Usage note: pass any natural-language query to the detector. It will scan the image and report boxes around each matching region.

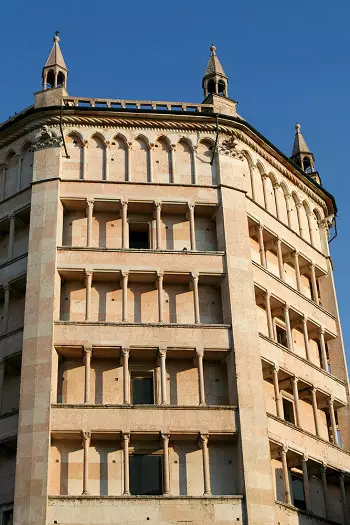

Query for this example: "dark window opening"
[207,79,216,94]
[57,71,65,87]
[129,223,150,249]
[218,80,226,96]
[276,325,287,347]
[130,454,162,495]
[291,475,306,510]
[131,372,154,404]
[302,157,313,174]
[46,70,55,88]
[282,397,295,424]
[2,509,13,525]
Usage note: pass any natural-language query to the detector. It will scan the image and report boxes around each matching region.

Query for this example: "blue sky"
[0,0,349,365]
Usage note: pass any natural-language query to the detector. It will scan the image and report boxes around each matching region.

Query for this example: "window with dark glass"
[282,397,295,424]
[276,325,288,347]
[130,454,162,495]
[291,475,306,510]
[131,372,154,404]
[129,223,150,249]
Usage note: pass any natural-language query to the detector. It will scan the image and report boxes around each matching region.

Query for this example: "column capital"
[302,453,309,463]
[281,443,288,455]
[159,347,167,358]
[258,223,264,231]
[191,272,199,281]
[319,326,325,335]
[154,201,162,209]
[302,314,308,323]
[284,303,290,311]
[196,348,204,358]
[188,203,195,211]
[327,395,334,405]
[276,236,282,244]
[310,262,316,269]
[339,471,346,480]
[273,363,279,373]
[122,348,130,359]
[293,375,299,384]
[261,173,269,181]
[311,386,317,395]
[0,359,5,370]
[8,212,16,221]
[198,433,209,447]
[321,463,328,474]
[121,432,130,441]
[157,271,164,279]
[86,199,94,208]
[273,182,280,190]
[161,433,170,443]
[121,271,129,279]
[147,143,155,151]
[121,200,128,208]
[294,250,299,257]
[295,201,303,209]
[84,346,92,356]
[285,192,292,200]
[171,144,176,152]
[82,430,91,441]
[85,270,93,278]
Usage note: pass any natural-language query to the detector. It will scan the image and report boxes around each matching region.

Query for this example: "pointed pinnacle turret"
[202,45,228,98]
[42,32,68,90]
[291,123,316,175]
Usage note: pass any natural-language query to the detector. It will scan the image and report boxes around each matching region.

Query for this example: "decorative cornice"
[32,125,62,151]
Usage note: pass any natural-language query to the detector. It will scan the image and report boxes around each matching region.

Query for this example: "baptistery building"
[0,35,349,525]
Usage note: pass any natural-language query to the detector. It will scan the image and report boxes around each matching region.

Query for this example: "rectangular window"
[291,475,306,510]
[131,372,154,404]
[129,223,150,249]
[276,324,288,347]
[282,397,295,424]
[130,454,162,495]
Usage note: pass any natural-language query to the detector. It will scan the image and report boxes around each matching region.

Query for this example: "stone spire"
[202,45,228,98]
[291,123,315,174]
[42,32,68,90]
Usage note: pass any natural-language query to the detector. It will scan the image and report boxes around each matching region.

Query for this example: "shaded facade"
[0,36,349,525]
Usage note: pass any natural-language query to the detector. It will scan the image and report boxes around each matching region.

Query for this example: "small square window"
[130,454,162,495]
[129,223,150,249]
[276,325,288,347]
[131,372,154,405]
[282,397,295,424]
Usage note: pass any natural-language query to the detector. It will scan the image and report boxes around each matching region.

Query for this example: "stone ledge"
[276,500,342,525]
[267,412,350,457]
[58,246,225,256]
[51,404,237,410]
[61,178,219,190]
[259,332,348,388]
[55,321,231,329]
[48,495,244,501]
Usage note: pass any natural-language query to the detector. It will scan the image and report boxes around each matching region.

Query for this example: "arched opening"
[109,136,128,182]
[255,162,265,207]
[264,174,277,215]
[300,201,311,242]
[57,71,66,88]
[241,151,254,198]
[87,135,106,180]
[177,139,193,185]
[4,152,18,199]
[46,69,55,89]
[218,80,226,96]
[20,143,33,190]
[313,209,323,251]
[291,193,301,235]
[303,156,313,173]
[64,133,84,179]
[154,137,171,183]
[197,139,216,185]
[279,182,289,225]
[207,80,216,94]
[133,137,149,183]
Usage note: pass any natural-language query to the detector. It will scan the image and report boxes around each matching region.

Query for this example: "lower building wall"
[47,497,244,525]
[275,502,345,525]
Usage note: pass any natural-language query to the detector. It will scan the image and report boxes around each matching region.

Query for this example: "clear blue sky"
[0,0,349,366]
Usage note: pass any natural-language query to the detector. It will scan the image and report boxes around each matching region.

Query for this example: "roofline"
[0,104,337,214]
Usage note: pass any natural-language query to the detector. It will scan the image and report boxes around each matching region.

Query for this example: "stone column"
[327,397,339,445]
[82,431,91,495]
[310,263,319,305]
[121,201,129,249]
[86,199,94,248]
[122,432,130,495]
[261,174,269,209]
[283,304,293,350]
[126,143,132,182]
[157,272,164,323]
[84,346,92,404]
[161,434,170,495]
[292,377,301,427]
[319,328,328,371]
[85,271,93,321]
[276,238,284,280]
[293,251,301,292]
[159,348,167,405]
[191,273,200,324]
[155,202,162,250]
[7,213,15,261]
[307,211,317,247]
[280,445,292,505]
[0,360,5,412]
[16,155,22,192]
[302,316,310,361]
[170,144,176,183]
[122,348,130,405]
[311,387,320,437]
[191,147,197,185]
[339,472,349,525]
[121,271,128,322]
[196,349,205,406]
[188,204,196,251]
[148,143,154,183]
[273,183,281,220]
[258,224,266,268]
[199,434,211,495]
[0,164,6,201]
[296,202,304,238]
[265,292,274,339]
[104,142,110,181]
[82,142,87,179]
[301,455,312,512]
[272,365,283,418]
[2,283,11,334]
[321,464,330,519]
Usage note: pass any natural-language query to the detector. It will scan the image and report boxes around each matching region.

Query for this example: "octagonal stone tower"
[0,36,349,525]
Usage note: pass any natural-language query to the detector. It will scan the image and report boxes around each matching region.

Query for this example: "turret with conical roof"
[291,123,321,184]
[202,45,228,98]
[42,32,68,90]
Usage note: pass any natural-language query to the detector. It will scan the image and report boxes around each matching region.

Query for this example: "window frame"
[130,368,157,405]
